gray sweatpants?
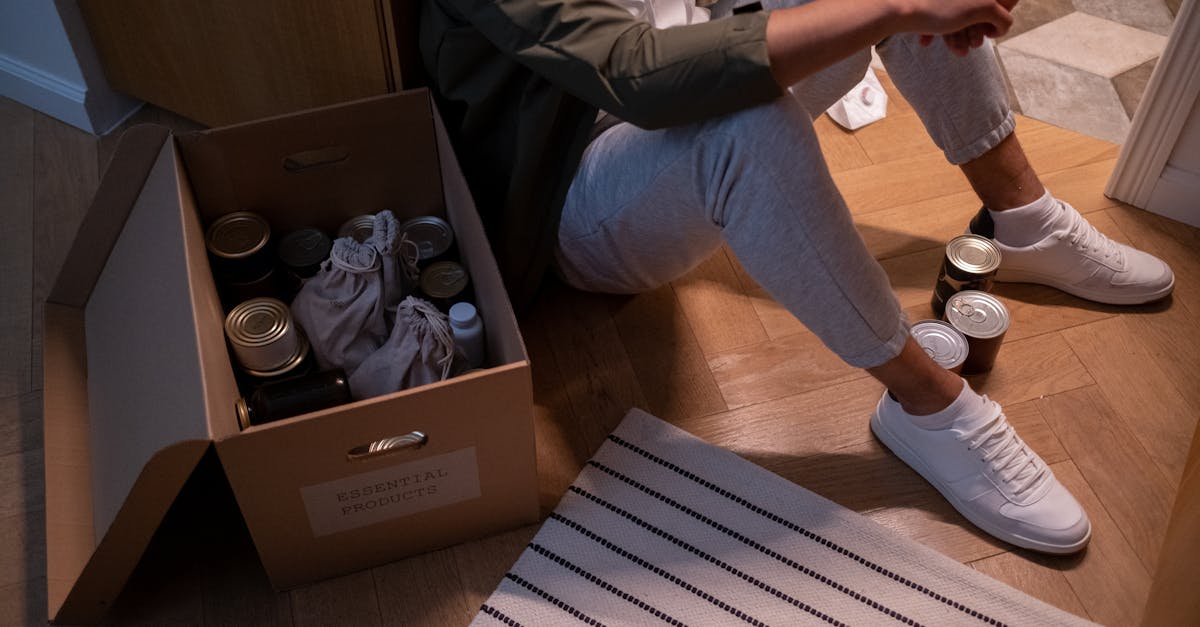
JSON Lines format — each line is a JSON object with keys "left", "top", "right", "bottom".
{"left": 554, "top": 32, "right": 1014, "bottom": 368}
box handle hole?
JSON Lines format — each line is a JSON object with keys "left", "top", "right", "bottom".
{"left": 283, "top": 146, "right": 350, "bottom": 172}
{"left": 347, "top": 431, "right": 428, "bottom": 461}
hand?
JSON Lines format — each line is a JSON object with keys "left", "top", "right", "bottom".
{"left": 898, "top": 0, "right": 1016, "bottom": 56}
{"left": 766, "top": 0, "right": 1013, "bottom": 87}
{"left": 914, "top": 0, "right": 1019, "bottom": 56}
{"left": 918, "top": 23, "right": 991, "bottom": 56}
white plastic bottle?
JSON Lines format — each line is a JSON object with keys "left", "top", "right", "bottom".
{"left": 449, "top": 302, "right": 486, "bottom": 370}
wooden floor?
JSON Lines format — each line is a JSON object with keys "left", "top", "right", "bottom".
{"left": 3, "top": 73, "right": 1199, "bottom": 626}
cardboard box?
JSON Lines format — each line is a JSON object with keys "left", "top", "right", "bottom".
{"left": 42, "top": 90, "right": 539, "bottom": 624}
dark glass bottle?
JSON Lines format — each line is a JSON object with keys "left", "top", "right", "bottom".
{"left": 235, "top": 369, "right": 351, "bottom": 429}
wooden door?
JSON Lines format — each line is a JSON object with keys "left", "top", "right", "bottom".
{"left": 79, "top": 0, "right": 407, "bottom": 126}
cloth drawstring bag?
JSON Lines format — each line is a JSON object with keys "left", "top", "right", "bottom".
{"left": 365, "top": 210, "right": 420, "bottom": 324}
{"left": 290, "top": 236, "right": 389, "bottom": 374}
{"left": 349, "top": 296, "right": 456, "bottom": 400}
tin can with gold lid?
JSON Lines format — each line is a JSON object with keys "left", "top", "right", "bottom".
{"left": 943, "top": 290, "right": 1010, "bottom": 375}
{"left": 399, "top": 216, "right": 455, "bottom": 263}
{"left": 239, "top": 333, "right": 312, "bottom": 383}
{"left": 338, "top": 215, "right": 376, "bottom": 243}
{"left": 206, "top": 211, "right": 273, "bottom": 282}
{"left": 278, "top": 228, "right": 332, "bottom": 291}
{"left": 207, "top": 211, "right": 280, "bottom": 305}
{"left": 931, "top": 234, "right": 1002, "bottom": 318}
{"left": 911, "top": 319, "right": 969, "bottom": 374}
{"left": 279, "top": 228, "right": 331, "bottom": 277}
{"left": 419, "top": 261, "right": 470, "bottom": 309}
{"left": 224, "top": 297, "right": 304, "bottom": 374}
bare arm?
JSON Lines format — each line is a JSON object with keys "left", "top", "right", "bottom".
{"left": 765, "top": 0, "right": 1015, "bottom": 87}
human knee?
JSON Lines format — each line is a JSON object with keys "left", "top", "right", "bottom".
{"left": 691, "top": 96, "right": 822, "bottom": 177}
{"left": 684, "top": 97, "right": 828, "bottom": 228}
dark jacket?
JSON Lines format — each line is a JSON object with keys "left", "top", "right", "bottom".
{"left": 419, "top": 0, "right": 783, "bottom": 309}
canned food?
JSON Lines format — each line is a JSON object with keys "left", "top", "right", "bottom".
{"left": 943, "top": 290, "right": 1010, "bottom": 375}
{"left": 206, "top": 211, "right": 274, "bottom": 284}
{"left": 931, "top": 234, "right": 1002, "bottom": 318}
{"left": 221, "top": 267, "right": 282, "bottom": 306}
{"left": 399, "top": 216, "right": 455, "bottom": 262}
{"left": 338, "top": 215, "right": 376, "bottom": 243}
{"left": 236, "top": 369, "right": 351, "bottom": 429}
{"left": 278, "top": 228, "right": 332, "bottom": 280}
{"left": 224, "top": 298, "right": 303, "bottom": 373}
{"left": 419, "top": 261, "right": 470, "bottom": 302}
{"left": 240, "top": 333, "right": 313, "bottom": 382}
{"left": 911, "top": 319, "right": 969, "bottom": 374}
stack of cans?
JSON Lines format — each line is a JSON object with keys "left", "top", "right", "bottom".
{"left": 398, "top": 216, "right": 472, "bottom": 306}
{"left": 206, "top": 211, "right": 278, "bottom": 306}
{"left": 944, "top": 290, "right": 1009, "bottom": 375}
{"left": 923, "top": 234, "right": 1011, "bottom": 375}
{"left": 932, "top": 234, "right": 1002, "bottom": 317}
{"left": 206, "top": 211, "right": 336, "bottom": 307}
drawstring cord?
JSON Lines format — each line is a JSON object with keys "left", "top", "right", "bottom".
{"left": 403, "top": 296, "right": 455, "bottom": 381}
{"left": 399, "top": 234, "right": 422, "bottom": 284}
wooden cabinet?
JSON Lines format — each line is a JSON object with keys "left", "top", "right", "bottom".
{"left": 78, "top": 0, "right": 423, "bottom": 127}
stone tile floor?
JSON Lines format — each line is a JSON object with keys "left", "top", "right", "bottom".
{"left": 994, "top": 0, "right": 1178, "bottom": 143}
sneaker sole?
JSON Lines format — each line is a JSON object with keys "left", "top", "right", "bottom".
{"left": 869, "top": 410, "right": 1091, "bottom": 555}
{"left": 995, "top": 268, "right": 1174, "bottom": 305}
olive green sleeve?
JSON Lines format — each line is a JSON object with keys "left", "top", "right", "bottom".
{"left": 443, "top": 0, "right": 785, "bottom": 129}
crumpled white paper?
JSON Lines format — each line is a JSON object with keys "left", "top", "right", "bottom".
{"left": 826, "top": 68, "right": 889, "bottom": 131}
{"left": 609, "top": 0, "right": 710, "bottom": 28}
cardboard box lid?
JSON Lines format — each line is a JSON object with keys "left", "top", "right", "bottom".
{"left": 43, "top": 123, "right": 227, "bottom": 624}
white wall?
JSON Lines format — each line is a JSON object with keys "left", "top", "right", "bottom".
{"left": 0, "top": 0, "right": 139, "bottom": 134}
{"left": 0, "top": 1, "right": 85, "bottom": 83}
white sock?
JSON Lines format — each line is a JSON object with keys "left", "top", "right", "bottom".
{"left": 903, "top": 379, "right": 990, "bottom": 430}
{"left": 988, "top": 190, "right": 1061, "bottom": 247}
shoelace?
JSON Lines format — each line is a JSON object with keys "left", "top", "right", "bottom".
{"left": 957, "top": 400, "right": 1049, "bottom": 497}
{"left": 1055, "top": 203, "right": 1124, "bottom": 265}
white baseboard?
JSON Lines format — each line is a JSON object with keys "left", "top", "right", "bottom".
{"left": 0, "top": 52, "right": 140, "bottom": 134}
{"left": 1146, "top": 165, "right": 1200, "bottom": 228}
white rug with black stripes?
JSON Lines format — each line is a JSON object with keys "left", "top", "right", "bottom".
{"left": 470, "top": 408, "right": 1095, "bottom": 627}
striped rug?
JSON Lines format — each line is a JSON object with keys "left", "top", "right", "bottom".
{"left": 470, "top": 409, "right": 1095, "bottom": 627}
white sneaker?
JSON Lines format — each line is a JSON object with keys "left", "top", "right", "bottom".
{"left": 968, "top": 202, "right": 1174, "bottom": 304}
{"left": 870, "top": 391, "right": 1091, "bottom": 554}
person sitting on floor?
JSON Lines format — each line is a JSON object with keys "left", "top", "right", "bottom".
{"left": 417, "top": 0, "right": 1175, "bottom": 554}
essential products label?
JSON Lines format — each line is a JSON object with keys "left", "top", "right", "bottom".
{"left": 301, "top": 447, "right": 481, "bottom": 536}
